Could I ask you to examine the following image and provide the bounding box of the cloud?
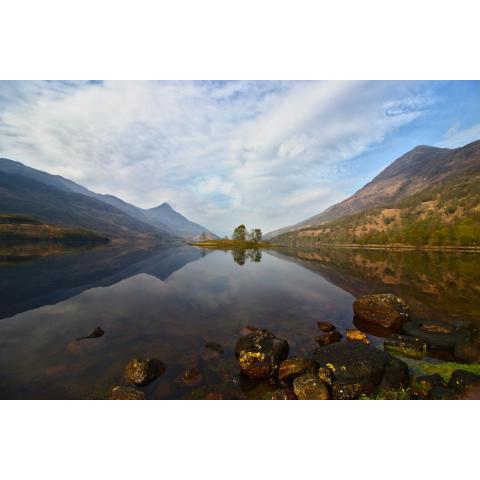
[439,121,480,148]
[0,80,432,235]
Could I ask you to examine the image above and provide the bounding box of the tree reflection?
[231,248,262,265]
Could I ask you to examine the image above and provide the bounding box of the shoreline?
[277,242,480,252]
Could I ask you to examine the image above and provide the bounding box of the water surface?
[0,244,478,399]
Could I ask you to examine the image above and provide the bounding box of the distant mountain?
[0,158,216,241]
[268,140,480,246]
[145,203,218,240]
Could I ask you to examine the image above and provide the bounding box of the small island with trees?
[190,224,274,248]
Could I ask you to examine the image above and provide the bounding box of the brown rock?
[353,293,409,329]
[315,330,343,346]
[110,386,145,400]
[205,392,225,400]
[346,329,370,345]
[293,374,330,400]
[124,358,165,386]
[316,321,336,333]
[454,342,480,364]
[278,357,319,382]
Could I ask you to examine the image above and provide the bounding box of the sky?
[0,80,479,236]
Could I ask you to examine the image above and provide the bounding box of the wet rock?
[454,342,480,364]
[448,370,480,392]
[76,326,104,340]
[402,319,470,351]
[293,374,330,400]
[427,385,460,400]
[278,357,319,382]
[316,321,336,333]
[412,373,445,395]
[205,342,224,355]
[240,326,258,336]
[353,293,409,329]
[314,342,391,399]
[110,385,145,400]
[318,366,334,386]
[176,368,203,387]
[346,329,370,345]
[235,329,289,379]
[384,334,427,359]
[265,388,297,400]
[315,330,342,346]
[205,392,225,400]
[124,358,165,386]
[379,357,409,390]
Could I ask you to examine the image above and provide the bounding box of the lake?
[0,243,479,399]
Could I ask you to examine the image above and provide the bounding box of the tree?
[253,228,262,242]
[232,224,247,241]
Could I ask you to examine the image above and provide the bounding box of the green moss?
[360,387,412,400]
[414,361,480,382]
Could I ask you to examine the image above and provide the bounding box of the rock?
[235,329,289,379]
[110,385,145,400]
[379,357,409,390]
[315,330,343,346]
[76,327,105,340]
[205,392,225,400]
[448,370,480,392]
[266,388,297,400]
[293,374,330,400]
[384,334,427,359]
[318,366,334,386]
[124,358,165,386]
[346,329,370,345]
[454,342,480,364]
[316,321,336,333]
[313,342,391,399]
[177,368,203,387]
[412,373,445,396]
[278,357,319,382]
[240,326,258,336]
[427,385,460,400]
[402,319,470,351]
[205,342,224,354]
[353,294,409,329]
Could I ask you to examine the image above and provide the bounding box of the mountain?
[0,158,216,241]
[145,203,218,239]
[268,140,480,246]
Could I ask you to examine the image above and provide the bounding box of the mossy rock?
[412,361,480,383]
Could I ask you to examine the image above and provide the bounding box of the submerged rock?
[205,392,225,400]
[205,342,224,354]
[428,385,460,400]
[265,388,298,400]
[315,330,343,346]
[313,342,393,399]
[110,385,145,400]
[177,368,203,387]
[124,358,165,386]
[353,294,409,329]
[278,358,319,382]
[239,326,258,336]
[293,374,330,400]
[454,342,480,364]
[384,334,427,359]
[76,327,104,340]
[346,329,370,345]
[402,319,470,351]
[235,329,289,379]
[316,321,336,333]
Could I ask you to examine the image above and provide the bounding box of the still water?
[0,244,479,399]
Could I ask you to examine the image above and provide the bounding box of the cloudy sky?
[0,80,479,235]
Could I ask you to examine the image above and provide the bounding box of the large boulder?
[353,294,409,329]
[124,358,165,386]
[293,374,330,400]
[402,319,470,352]
[313,342,403,399]
[235,329,289,379]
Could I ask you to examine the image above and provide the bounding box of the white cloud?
[439,121,480,148]
[0,80,431,235]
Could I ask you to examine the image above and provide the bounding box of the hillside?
[0,214,109,243]
[269,140,480,247]
[0,158,216,241]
